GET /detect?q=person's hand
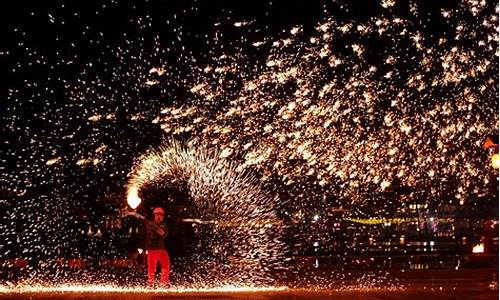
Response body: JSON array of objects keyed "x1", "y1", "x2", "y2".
[{"x1": 157, "y1": 228, "x2": 165, "y2": 236}]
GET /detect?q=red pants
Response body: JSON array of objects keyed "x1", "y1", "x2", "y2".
[{"x1": 146, "y1": 249, "x2": 170, "y2": 287}]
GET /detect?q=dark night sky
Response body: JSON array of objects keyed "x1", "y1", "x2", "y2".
[{"x1": 0, "y1": 0, "x2": 497, "y2": 263}]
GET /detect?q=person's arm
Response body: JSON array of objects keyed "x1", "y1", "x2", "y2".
[{"x1": 156, "y1": 224, "x2": 168, "y2": 238}]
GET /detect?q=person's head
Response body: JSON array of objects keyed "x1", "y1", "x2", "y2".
[{"x1": 152, "y1": 207, "x2": 165, "y2": 224}]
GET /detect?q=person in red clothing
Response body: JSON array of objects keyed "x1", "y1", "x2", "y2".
[{"x1": 145, "y1": 207, "x2": 170, "y2": 287}]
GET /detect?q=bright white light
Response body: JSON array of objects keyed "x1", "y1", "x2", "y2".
[
  {"x1": 0, "y1": 284, "x2": 288, "y2": 294},
  {"x1": 127, "y1": 186, "x2": 142, "y2": 209},
  {"x1": 312, "y1": 214, "x2": 320, "y2": 222}
]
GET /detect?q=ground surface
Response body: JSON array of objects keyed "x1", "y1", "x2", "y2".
[
  {"x1": 0, "y1": 268, "x2": 497, "y2": 299},
  {"x1": 0, "y1": 288, "x2": 497, "y2": 300}
]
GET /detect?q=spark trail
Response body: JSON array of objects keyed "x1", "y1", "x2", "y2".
[
  {"x1": 126, "y1": 140, "x2": 285, "y2": 286},
  {"x1": 0, "y1": 0, "x2": 497, "y2": 290}
]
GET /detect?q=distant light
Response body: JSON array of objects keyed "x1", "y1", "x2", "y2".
[
  {"x1": 492, "y1": 153, "x2": 499, "y2": 169},
  {"x1": 429, "y1": 217, "x2": 434, "y2": 222},
  {"x1": 149, "y1": 67, "x2": 166, "y2": 76},
  {"x1": 313, "y1": 241, "x2": 320, "y2": 247},
  {"x1": 46, "y1": 157, "x2": 61, "y2": 166},
  {"x1": 472, "y1": 243, "x2": 484, "y2": 254},
  {"x1": 145, "y1": 79, "x2": 159, "y2": 86},
  {"x1": 313, "y1": 214, "x2": 320, "y2": 222},
  {"x1": 137, "y1": 248, "x2": 143, "y2": 255}
]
